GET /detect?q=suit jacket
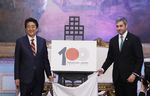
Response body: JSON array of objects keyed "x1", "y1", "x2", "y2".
[
  {"x1": 14, "y1": 35, "x2": 51, "y2": 84},
  {"x1": 102, "y1": 32, "x2": 143, "y2": 83}
]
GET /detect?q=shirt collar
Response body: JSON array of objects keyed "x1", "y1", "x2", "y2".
[
  {"x1": 119, "y1": 30, "x2": 128, "y2": 39},
  {"x1": 27, "y1": 35, "x2": 37, "y2": 42}
]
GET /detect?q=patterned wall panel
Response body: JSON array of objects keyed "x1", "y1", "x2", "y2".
[{"x1": 0, "y1": 58, "x2": 15, "y2": 94}]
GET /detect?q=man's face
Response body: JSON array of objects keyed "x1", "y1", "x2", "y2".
[
  {"x1": 25, "y1": 22, "x2": 38, "y2": 38},
  {"x1": 116, "y1": 21, "x2": 127, "y2": 35}
]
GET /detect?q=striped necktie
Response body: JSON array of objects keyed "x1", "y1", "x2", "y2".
[{"x1": 31, "y1": 39, "x2": 36, "y2": 56}]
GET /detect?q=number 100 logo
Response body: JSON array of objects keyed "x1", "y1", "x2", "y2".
[{"x1": 58, "y1": 47, "x2": 89, "y2": 65}]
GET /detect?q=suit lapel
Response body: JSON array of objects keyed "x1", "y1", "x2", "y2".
[
  {"x1": 115, "y1": 35, "x2": 120, "y2": 54},
  {"x1": 36, "y1": 36, "x2": 42, "y2": 55},
  {"x1": 24, "y1": 35, "x2": 33, "y2": 56}
]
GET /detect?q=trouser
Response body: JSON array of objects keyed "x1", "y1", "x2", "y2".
[
  {"x1": 20, "y1": 75, "x2": 44, "y2": 96},
  {"x1": 114, "y1": 80, "x2": 137, "y2": 96}
]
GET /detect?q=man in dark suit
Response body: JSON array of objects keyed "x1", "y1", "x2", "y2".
[
  {"x1": 98, "y1": 17, "x2": 144, "y2": 96},
  {"x1": 14, "y1": 17, "x2": 53, "y2": 96}
]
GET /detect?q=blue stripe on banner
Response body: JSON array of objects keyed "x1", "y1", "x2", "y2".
[{"x1": 0, "y1": 64, "x2": 14, "y2": 73}]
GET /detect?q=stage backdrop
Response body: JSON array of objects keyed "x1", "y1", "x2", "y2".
[{"x1": 0, "y1": 0, "x2": 150, "y2": 42}]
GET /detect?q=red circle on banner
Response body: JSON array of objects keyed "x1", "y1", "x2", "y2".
[{"x1": 66, "y1": 48, "x2": 79, "y2": 60}]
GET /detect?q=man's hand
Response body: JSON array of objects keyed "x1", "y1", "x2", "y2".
[
  {"x1": 140, "y1": 81, "x2": 147, "y2": 93},
  {"x1": 15, "y1": 79, "x2": 20, "y2": 89},
  {"x1": 48, "y1": 75, "x2": 54, "y2": 82},
  {"x1": 97, "y1": 68, "x2": 104, "y2": 76},
  {"x1": 127, "y1": 74, "x2": 136, "y2": 83}
]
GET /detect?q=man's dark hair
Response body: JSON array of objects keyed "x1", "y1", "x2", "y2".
[
  {"x1": 116, "y1": 16, "x2": 128, "y2": 26},
  {"x1": 24, "y1": 17, "x2": 38, "y2": 28}
]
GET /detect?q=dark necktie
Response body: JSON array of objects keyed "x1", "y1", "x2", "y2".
[
  {"x1": 120, "y1": 35, "x2": 124, "y2": 51},
  {"x1": 31, "y1": 39, "x2": 36, "y2": 56}
]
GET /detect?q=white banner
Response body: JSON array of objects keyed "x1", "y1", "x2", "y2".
[
  {"x1": 50, "y1": 40, "x2": 97, "y2": 72},
  {"x1": 52, "y1": 73, "x2": 98, "y2": 96}
]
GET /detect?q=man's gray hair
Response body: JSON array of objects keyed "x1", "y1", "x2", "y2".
[{"x1": 116, "y1": 17, "x2": 128, "y2": 25}]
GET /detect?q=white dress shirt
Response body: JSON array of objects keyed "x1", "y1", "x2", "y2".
[
  {"x1": 28, "y1": 35, "x2": 37, "y2": 54},
  {"x1": 119, "y1": 31, "x2": 128, "y2": 50}
]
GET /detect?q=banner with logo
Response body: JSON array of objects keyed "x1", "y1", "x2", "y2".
[
  {"x1": 52, "y1": 73, "x2": 98, "y2": 96},
  {"x1": 50, "y1": 40, "x2": 96, "y2": 72}
]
